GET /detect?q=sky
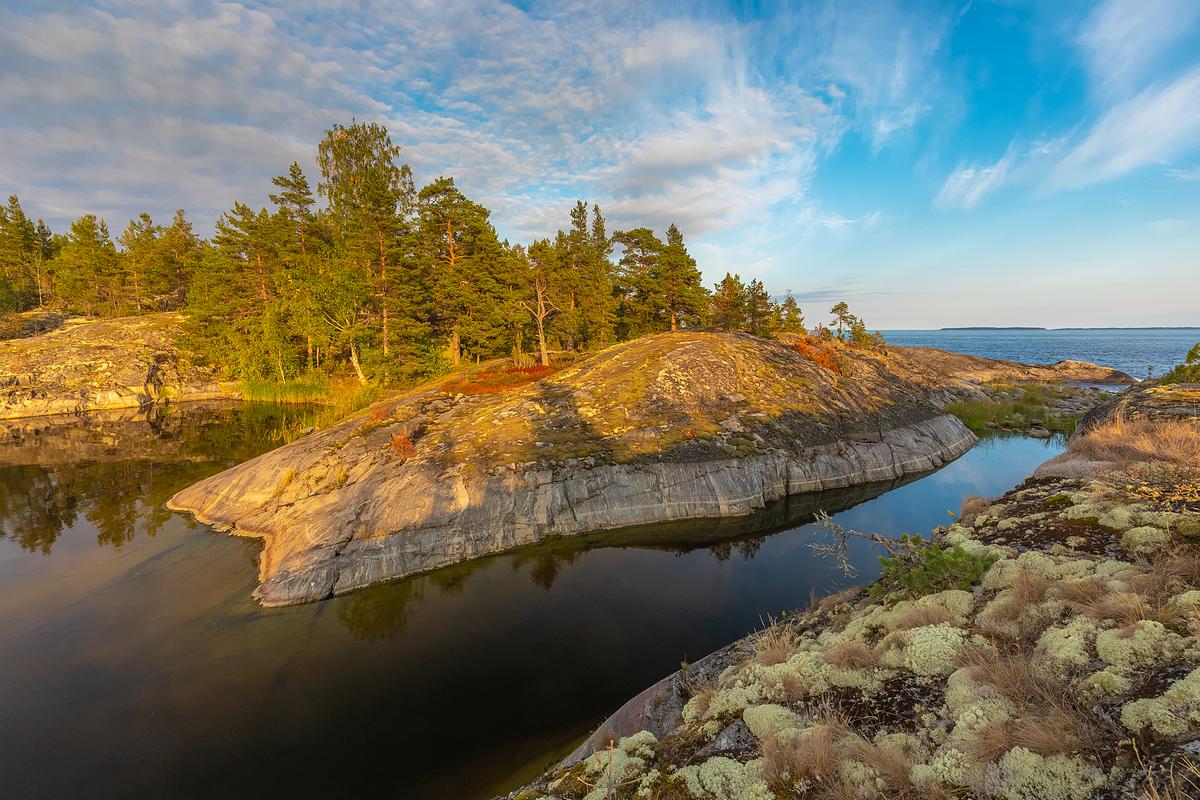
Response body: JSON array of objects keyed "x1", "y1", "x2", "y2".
[{"x1": 1, "y1": 0, "x2": 1198, "y2": 328}]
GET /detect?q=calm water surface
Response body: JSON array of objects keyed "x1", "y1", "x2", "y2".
[
  {"x1": 0, "y1": 405, "x2": 1064, "y2": 799},
  {"x1": 884, "y1": 327, "x2": 1198, "y2": 379}
]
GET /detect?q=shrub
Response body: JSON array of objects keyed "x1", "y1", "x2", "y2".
[
  {"x1": 391, "y1": 430, "x2": 415, "y2": 459},
  {"x1": 441, "y1": 363, "x2": 557, "y2": 395},
  {"x1": 869, "y1": 534, "x2": 1000, "y2": 600},
  {"x1": 791, "y1": 336, "x2": 842, "y2": 373},
  {"x1": 1162, "y1": 342, "x2": 1200, "y2": 384}
]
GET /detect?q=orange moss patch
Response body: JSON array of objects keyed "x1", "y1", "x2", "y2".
[{"x1": 791, "y1": 336, "x2": 842, "y2": 374}]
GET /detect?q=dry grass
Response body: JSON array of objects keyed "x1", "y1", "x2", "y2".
[
  {"x1": 959, "y1": 494, "x2": 989, "y2": 524},
  {"x1": 822, "y1": 639, "x2": 878, "y2": 670},
  {"x1": 754, "y1": 622, "x2": 795, "y2": 666},
  {"x1": 847, "y1": 738, "x2": 918, "y2": 797},
  {"x1": 761, "y1": 717, "x2": 848, "y2": 792},
  {"x1": 1156, "y1": 550, "x2": 1200, "y2": 588},
  {"x1": 963, "y1": 649, "x2": 1061, "y2": 708},
  {"x1": 1053, "y1": 576, "x2": 1110, "y2": 607},
  {"x1": 1085, "y1": 592, "x2": 1152, "y2": 626},
  {"x1": 891, "y1": 605, "x2": 958, "y2": 630},
  {"x1": 1071, "y1": 413, "x2": 1200, "y2": 467},
  {"x1": 967, "y1": 721, "x2": 1016, "y2": 762}
]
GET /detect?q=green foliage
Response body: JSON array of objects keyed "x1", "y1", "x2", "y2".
[
  {"x1": 241, "y1": 375, "x2": 330, "y2": 404},
  {"x1": 1162, "y1": 342, "x2": 1200, "y2": 384},
  {"x1": 869, "y1": 534, "x2": 1000, "y2": 600},
  {"x1": 946, "y1": 384, "x2": 1075, "y2": 433}
]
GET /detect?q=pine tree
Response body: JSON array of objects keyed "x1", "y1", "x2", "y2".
[
  {"x1": 317, "y1": 120, "x2": 410, "y2": 359},
  {"x1": 0, "y1": 196, "x2": 37, "y2": 307},
  {"x1": 657, "y1": 224, "x2": 708, "y2": 331},
  {"x1": 831, "y1": 301, "x2": 853, "y2": 338},
  {"x1": 50, "y1": 215, "x2": 120, "y2": 315},
  {"x1": 777, "y1": 291, "x2": 805, "y2": 333},
  {"x1": 744, "y1": 279, "x2": 775, "y2": 337},
  {"x1": 709, "y1": 273, "x2": 747, "y2": 331},
  {"x1": 270, "y1": 162, "x2": 316, "y2": 256},
  {"x1": 612, "y1": 227, "x2": 665, "y2": 337}
]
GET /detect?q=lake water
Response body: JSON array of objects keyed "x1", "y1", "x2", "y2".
[
  {"x1": 884, "y1": 328, "x2": 1198, "y2": 379},
  {"x1": 0, "y1": 404, "x2": 1065, "y2": 798}
]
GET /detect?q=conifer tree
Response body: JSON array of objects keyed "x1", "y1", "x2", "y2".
[
  {"x1": 50, "y1": 215, "x2": 120, "y2": 315},
  {"x1": 709, "y1": 273, "x2": 747, "y2": 331},
  {"x1": 317, "y1": 121, "x2": 410, "y2": 359},
  {"x1": 744, "y1": 279, "x2": 775, "y2": 337},
  {"x1": 777, "y1": 291, "x2": 805, "y2": 333},
  {"x1": 658, "y1": 224, "x2": 707, "y2": 331}
]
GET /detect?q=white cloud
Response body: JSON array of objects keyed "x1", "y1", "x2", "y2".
[
  {"x1": 936, "y1": 148, "x2": 1015, "y2": 209},
  {"x1": 1077, "y1": 0, "x2": 1200, "y2": 98},
  {"x1": 1048, "y1": 66, "x2": 1200, "y2": 190}
]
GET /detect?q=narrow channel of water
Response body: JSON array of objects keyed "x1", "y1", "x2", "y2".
[{"x1": 0, "y1": 406, "x2": 1063, "y2": 798}]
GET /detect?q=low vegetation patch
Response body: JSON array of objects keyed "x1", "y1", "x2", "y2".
[
  {"x1": 790, "y1": 336, "x2": 842, "y2": 374},
  {"x1": 946, "y1": 383, "x2": 1076, "y2": 434}
]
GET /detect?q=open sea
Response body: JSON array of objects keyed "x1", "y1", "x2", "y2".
[{"x1": 882, "y1": 328, "x2": 1199, "y2": 379}]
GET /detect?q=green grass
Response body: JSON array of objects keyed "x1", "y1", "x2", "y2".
[
  {"x1": 946, "y1": 385, "x2": 1077, "y2": 435},
  {"x1": 241, "y1": 375, "x2": 331, "y2": 404},
  {"x1": 269, "y1": 381, "x2": 390, "y2": 442}
]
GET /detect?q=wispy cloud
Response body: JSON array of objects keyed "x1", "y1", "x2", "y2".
[
  {"x1": 936, "y1": 147, "x2": 1015, "y2": 209},
  {"x1": 1048, "y1": 66, "x2": 1200, "y2": 190},
  {"x1": 1076, "y1": 0, "x2": 1200, "y2": 98}
]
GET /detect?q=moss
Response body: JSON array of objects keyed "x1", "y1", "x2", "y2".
[
  {"x1": 675, "y1": 756, "x2": 773, "y2": 800},
  {"x1": 1095, "y1": 620, "x2": 1185, "y2": 673},
  {"x1": 994, "y1": 747, "x2": 1106, "y2": 800},
  {"x1": 1120, "y1": 525, "x2": 1171, "y2": 556},
  {"x1": 1120, "y1": 667, "x2": 1200, "y2": 737},
  {"x1": 742, "y1": 704, "x2": 801, "y2": 741}
]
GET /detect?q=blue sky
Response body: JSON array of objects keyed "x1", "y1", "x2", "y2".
[{"x1": 1, "y1": 0, "x2": 1198, "y2": 327}]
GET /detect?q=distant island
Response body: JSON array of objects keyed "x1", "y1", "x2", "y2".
[{"x1": 940, "y1": 326, "x2": 1047, "y2": 330}]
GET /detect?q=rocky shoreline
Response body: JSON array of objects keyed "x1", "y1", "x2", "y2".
[
  {"x1": 0, "y1": 313, "x2": 240, "y2": 419},
  {"x1": 503, "y1": 384, "x2": 1200, "y2": 800}
]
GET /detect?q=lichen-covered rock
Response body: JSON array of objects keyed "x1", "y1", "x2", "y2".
[
  {"x1": 0, "y1": 313, "x2": 238, "y2": 418},
  {"x1": 674, "y1": 756, "x2": 772, "y2": 800},
  {"x1": 1120, "y1": 525, "x2": 1171, "y2": 555},
  {"x1": 1121, "y1": 667, "x2": 1200, "y2": 737}
]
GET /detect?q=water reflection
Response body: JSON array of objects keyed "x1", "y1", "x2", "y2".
[
  {"x1": 0, "y1": 403, "x2": 315, "y2": 554},
  {"x1": 0, "y1": 408, "x2": 1067, "y2": 800}
]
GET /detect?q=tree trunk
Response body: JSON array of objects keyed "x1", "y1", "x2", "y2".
[
  {"x1": 536, "y1": 315, "x2": 549, "y2": 367},
  {"x1": 306, "y1": 336, "x2": 313, "y2": 372},
  {"x1": 348, "y1": 342, "x2": 368, "y2": 385},
  {"x1": 448, "y1": 329, "x2": 461, "y2": 367},
  {"x1": 671, "y1": 309, "x2": 677, "y2": 331}
]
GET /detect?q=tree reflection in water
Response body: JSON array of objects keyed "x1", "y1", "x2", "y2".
[{"x1": 0, "y1": 402, "x2": 316, "y2": 554}]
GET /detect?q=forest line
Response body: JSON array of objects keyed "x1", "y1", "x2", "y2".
[{"x1": 0, "y1": 120, "x2": 874, "y2": 387}]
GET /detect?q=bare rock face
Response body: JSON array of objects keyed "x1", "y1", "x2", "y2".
[
  {"x1": 170, "y1": 332, "x2": 977, "y2": 605},
  {"x1": 0, "y1": 313, "x2": 239, "y2": 419},
  {"x1": 891, "y1": 345, "x2": 1134, "y2": 387}
]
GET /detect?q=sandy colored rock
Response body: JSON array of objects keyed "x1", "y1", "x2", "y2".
[{"x1": 0, "y1": 313, "x2": 240, "y2": 419}]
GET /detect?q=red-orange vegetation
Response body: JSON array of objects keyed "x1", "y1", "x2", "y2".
[
  {"x1": 441, "y1": 364, "x2": 557, "y2": 395},
  {"x1": 792, "y1": 337, "x2": 842, "y2": 374}
]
